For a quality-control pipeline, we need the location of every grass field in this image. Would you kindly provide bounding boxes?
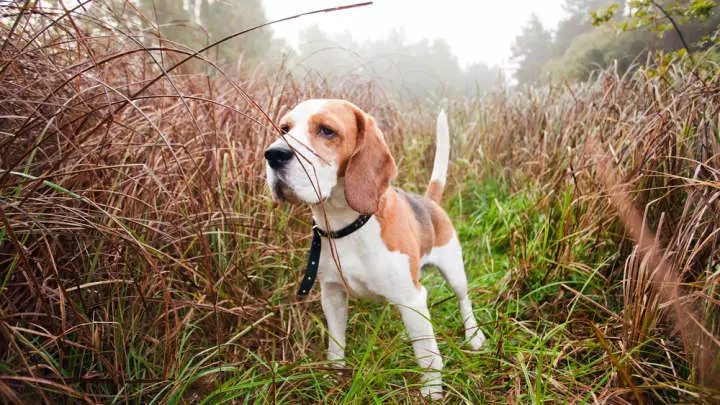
[1,2,720,404]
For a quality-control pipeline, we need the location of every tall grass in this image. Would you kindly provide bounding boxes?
[1,1,719,403]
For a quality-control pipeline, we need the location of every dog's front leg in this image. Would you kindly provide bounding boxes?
[321,282,348,363]
[396,286,444,399]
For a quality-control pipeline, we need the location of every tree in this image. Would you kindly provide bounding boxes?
[544,28,655,80]
[199,0,270,63]
[139,0,274,66]
[463,62,502,97]
[544,1,720,81]
[564,0,625,16]
[294,26,501,99]
[511,14,553,85]
[140,0,198,51]
[589,0,720,77]
[554,0,626,57]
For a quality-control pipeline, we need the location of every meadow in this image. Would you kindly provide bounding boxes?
[1,2,719,403]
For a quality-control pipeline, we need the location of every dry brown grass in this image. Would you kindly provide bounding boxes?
[1,2,316,402]
[466,66,720,401]
[1,1,719,403]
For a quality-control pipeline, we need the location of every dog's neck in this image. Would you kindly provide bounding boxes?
[310,179,376,232]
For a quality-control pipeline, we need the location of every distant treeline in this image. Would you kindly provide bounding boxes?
[291,26,502,100]
[119,0,719,96]
[512,0,720,84]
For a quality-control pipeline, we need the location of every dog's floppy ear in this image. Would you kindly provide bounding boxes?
[344,106,397,214]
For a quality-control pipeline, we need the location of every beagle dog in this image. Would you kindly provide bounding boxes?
[264,99,485,399]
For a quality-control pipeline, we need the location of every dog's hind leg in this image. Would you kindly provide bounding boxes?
[432,236,486,350]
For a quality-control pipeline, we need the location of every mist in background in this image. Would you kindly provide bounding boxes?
[131,0,720,98]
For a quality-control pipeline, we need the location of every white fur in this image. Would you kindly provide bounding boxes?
[311,186,485,399]
[266,101,486,399]
[312,188,445,399]
[265,99,339,204]
[430,109,450,186]
[423,236,486,350]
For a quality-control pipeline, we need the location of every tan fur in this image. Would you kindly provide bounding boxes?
[308,101,359,169]
[342,104,397,214]
[284,99,455,289]
[375,189,423,289]
[425,180,444,204]
[282,100,397,215]
[415,207,435,257]
[267,100,486,394]
[375,189,456,289]
[278,100,359,168]
[427,201,454,247]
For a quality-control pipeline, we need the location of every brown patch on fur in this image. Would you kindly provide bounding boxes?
[425,180,444,203]
[286,99,457,288]
[427,201,454,247]
[377,189,456,289]
[287,100,396,214]
[276,100,362,170]
[376,190,422,289]
[307,101,360,170]
[341,102,397,214]
[398,190,434,256]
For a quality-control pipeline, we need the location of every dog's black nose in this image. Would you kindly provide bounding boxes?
[264,147,294,169]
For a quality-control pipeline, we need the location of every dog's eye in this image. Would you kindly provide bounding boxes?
[280,124,290,134]
[317,126,336,139]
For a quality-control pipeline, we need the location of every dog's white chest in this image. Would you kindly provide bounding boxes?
[316,218,415,302]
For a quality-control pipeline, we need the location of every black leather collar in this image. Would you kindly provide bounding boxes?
[298,214,372,296]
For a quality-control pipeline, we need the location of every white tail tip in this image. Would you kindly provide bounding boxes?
[431,109,450,185]
[437,109,448,132]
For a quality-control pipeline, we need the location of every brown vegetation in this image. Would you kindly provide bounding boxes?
[1,1,719,403]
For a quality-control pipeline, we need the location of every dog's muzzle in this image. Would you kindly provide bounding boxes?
[264,146,294,169]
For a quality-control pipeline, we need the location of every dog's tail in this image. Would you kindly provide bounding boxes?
[425,109,450,204]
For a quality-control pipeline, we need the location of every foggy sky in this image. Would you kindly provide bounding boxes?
[263,0,568,71]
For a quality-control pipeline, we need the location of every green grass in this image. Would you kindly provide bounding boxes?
[2,2,720,402]
[176,175,619,404]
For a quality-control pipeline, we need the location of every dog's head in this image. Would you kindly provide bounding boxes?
[264,99,397,214]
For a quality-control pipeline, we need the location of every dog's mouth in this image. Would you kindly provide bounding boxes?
[272,179,302,204]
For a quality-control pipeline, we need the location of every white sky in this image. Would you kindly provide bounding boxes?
[263,1,569,71]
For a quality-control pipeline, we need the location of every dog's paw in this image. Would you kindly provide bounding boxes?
[421,372,444,401]
[326,359,351,377]
[421,385,444,401]
[328,358,345,368]
[321,364,351,384]
[467,329,487,351]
